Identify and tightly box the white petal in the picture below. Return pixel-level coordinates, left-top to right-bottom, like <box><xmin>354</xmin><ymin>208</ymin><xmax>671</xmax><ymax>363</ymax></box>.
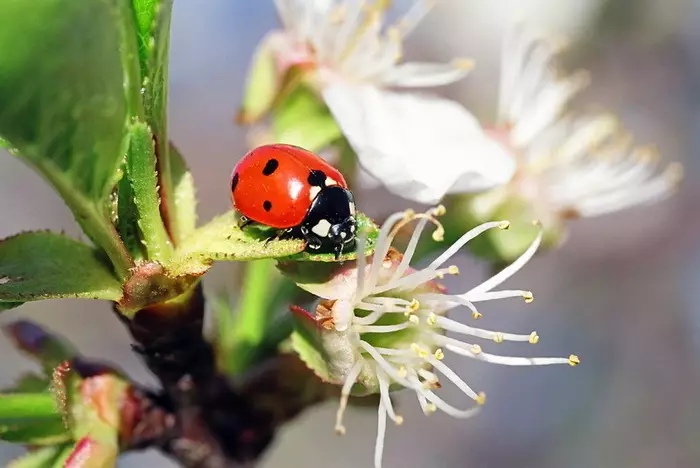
<box><xmin>377</xmin><ymin>61</ymin><xmax>473</xmax><ymax>88</ymax></box>
<box><xmin>323</xmin><ymin>83</ymin><xmax>516</xmax><ymax>204</ymax></box>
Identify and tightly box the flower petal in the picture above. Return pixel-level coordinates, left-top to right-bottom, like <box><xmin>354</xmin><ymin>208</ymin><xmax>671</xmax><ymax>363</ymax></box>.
<box><xmin>377</xmin><ymin>60</ymin><xmax>474</xmax><ymax>88</ymax></box>
<box><xmin>323</xmin><ymin>83</ymin><xmax>516</xmax><ymax>203</ymax></box>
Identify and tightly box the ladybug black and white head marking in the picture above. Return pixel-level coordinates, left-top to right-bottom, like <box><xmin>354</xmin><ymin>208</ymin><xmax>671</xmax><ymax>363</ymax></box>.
<box><xmin>301</xmin><ymin>170</ymin><xmax>356</xmax><ymax>258</ymax></box>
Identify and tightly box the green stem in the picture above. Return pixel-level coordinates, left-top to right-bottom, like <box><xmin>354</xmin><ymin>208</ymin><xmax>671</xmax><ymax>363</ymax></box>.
<box><xmin>0</xmin><ymin>393</ymin><xmax>58</xmax><ymax>420</ymax></box>
<box><xmin>233</xmin><ymin>259</ymin><xmax>276</xmax><ymax>347</ymax></box>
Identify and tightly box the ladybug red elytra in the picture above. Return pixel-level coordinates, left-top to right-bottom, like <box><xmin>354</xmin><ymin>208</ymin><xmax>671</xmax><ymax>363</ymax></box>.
<box><xmin>231</xmin><ymin>144</ymin><xmax>357</xmax><ymax>258</ymax></box>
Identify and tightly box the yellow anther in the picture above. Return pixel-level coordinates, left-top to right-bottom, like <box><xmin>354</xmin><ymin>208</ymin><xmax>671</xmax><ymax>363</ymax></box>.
<box><xmin>432</xmin><ymin>226</ymin><xmax>445</xmax><ymax>242</ymax></box>
<box><xmin>432</xmin><ymin>205</ymin><xmax>446</xmax><ymax>216</ymax></box>
<box><xmin>531</xmin><ymin>219</ymin><xmax>542</xmax><ymax>227</ymax></box>
<box><xmin>452</xmin><ymin>58</ymin><xmax>475</xmax><ymax>70</ymax></box>
<box><xmin>434</xmin><ymin>349</ymin><xmax>444</xmax><ymax>360</ymax></box>
<box><xmin>425</xmin><ymin>403</ymin><xmax>437</xmax><ymax>414</ymax></box>
<box><xmin>408</xmin><ymin>299</ymin><xmax>420</xmax><ymax>312</ymax></box>
<box><xmin>411</xmin><ymin>343</ymin><xmax>429</xmax><ymax>358</ymax></box>
<box><xmin>382</xmin><ymin>260</ymin><xmax>393</xmax><ymax>269</ymax></box>
<box><xmin>447</xmin><ymin>265</ymin><xmax>460</xmax><ymax>275</ymax></box>
<box><xmin>528</xmin><ymin>332</ymin><xmax>540</xmax><ymax>344</ymax></box>
<box><xmin>409</xmin><ymin>315</ymin><xmax>419</xmax><ymax>325</ymax></box>
<box><xmin>426</xmin><ymin>313</ymin><xmax>438</xmax><ymax>326</ymax></box>
<box><xmin>394</xmin><ymin>415</ymin><xmax>404</xmax><ymax>425</ymax></box>
<box><xmin>397</xmin><ymin>366</ymin><xmax>408</xmax><ymax>378</ymax></box>
<box><xmin>498</xmin><ymin>220</ymin><xmax>510</xmax><ymax>230</ymax></box>
<box><xmin>472</xmin><ymin>311</ymin><xmax>483</xmax><ymax>319</ymax></box>
<box><xmin>335</xmin><ymin>425</ymin><xmax>346</xmax><ymax>435</ymax></box>
<box><xmin>568</xmin><ymin>354</ymin><xmax>581</xmax><ymax>366</ymax></box>
<box><xmin>470</xmin><ymin>344</ymin><xmax>482</xmax><ymax>354</ymax></box>
<box><xmin>475</xmin><ymin>392</ymin><xmax>487</xmax><ymax>406</ymax></box>
<box><xmin>435</xmin><ymin>271</ymin><xmax>444</xmax><ymax>279</ymax></box>
<box><xmin>522</xmin><ymin>291</ymin><xmax>534</xmax><ymax>303</ymax></box>
<box><xmin>492</xmin><ymin>333</ymin><xmax>504</xmax><ymax>344</ymax></box>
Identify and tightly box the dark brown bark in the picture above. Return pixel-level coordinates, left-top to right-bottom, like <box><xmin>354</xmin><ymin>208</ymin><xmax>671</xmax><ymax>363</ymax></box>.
<box><xmin>115</xmin><ymin>284</ymin><xmax>331</xmax><ymax>467</ymax></box>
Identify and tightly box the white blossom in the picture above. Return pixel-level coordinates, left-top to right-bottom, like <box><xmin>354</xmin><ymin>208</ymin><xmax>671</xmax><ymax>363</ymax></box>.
<box><xmin>263</xmin><ymin>0</ymin><xmax>516</xmax><ymax>203</ymax></box>
<box><xmin>293</xmin><ymin>207</ymin><xmax>578</xmax><ymax>468</ymax></box>
<box><xmin>475</xmin><ymin>25</ymin><xmax>683</xmax><ymax>220</ymax></box>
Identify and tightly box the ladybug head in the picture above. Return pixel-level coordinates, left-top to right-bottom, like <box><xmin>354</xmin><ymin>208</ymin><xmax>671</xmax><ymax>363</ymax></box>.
<box><xmin>301</xmin><ymin>186</ymin><xmax>357</xmax><ymax>259</ymax></box>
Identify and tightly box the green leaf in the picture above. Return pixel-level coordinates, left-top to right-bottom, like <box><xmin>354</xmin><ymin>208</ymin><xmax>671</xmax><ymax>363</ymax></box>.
<box><xmin>0</xmin><ymin>302</ymin><xmax>24</xmax><ymax>312</ymax></box>
<box><xmin>169</xmin><ymin>211</ymin><xmax>306</xmax><ymax>276</ymax></box>
<box><xmin>0</xmin><ymin>393</ymin><xmax>58</xmax><ymax>421</ymax></box>
<box><xmin>283</xmin><ymin>213</ymin><xmax>379</xmax><ymax>262</ymax></box>
<box><xmin>237</xmin><ymin>35</ymin><xmax>282</xmax><ymax>124</ymax></box>
<box><xmin>0</xmin><ymin>137</ymin><xmax>10</xmax><ymax>148</ymax></box>
<box><xmin>8</xmin><ymin>446</ymin><xmax>68</xmax><ymax>468</ymax></box>
<box><xmin>131</xmin><ymin>0</ymin><xmax>176</xmax><ymax>244</ymax></box>
<box><xmin>233</xmin><ymin>260</ymin><xmax>277</xmax><ymax>345</ymax></box>
<box><xmin>131</xmin><ymin>0</ymin><xmax>159</xmax><ymax>66</ymax></box>
<box><xmin>289</xmin><ymin>307</ymin><xmax>336</xmax><ymax>385</ymax></box>
<box><xmin>222</xmin><ymin>260</ymin><xmax>280</xmax><ymax>374</ymax></box>
<box><xmin>0</xmin><ymin>232</ymin><xmax>122</xmax><ymax>307</ymax></box>
<box><xmin>126</xmin><ymin>121</ymin><xmax>172</xmax><ymax>262</ymax></box>
<box><xmin>168</xmin><ymin>143</ymin><xmax>197</xmax><ymax>243</ymax></box>
<box><xmin>0</xmin><ymin>0</ymin><xmax>136</xmax><ymax>277</ymax></box>
<box><xmin>0</xmin><ymin>417</ymin><xmax>70</xmax><ymax>445</ymax></box>
<box><xmin>272</xmin><ymin>85</ymin><xmax>343</xmax><ymax>152</ymax></box>
<box><xmin>116</xmin><ymin>167</ymin><xmax>145</xmax><ymax>261</ymax></box>
<box><xmin>212</xmin><ymin>294</ymin><xmax>237</xmax><ymax>373</ymax></box>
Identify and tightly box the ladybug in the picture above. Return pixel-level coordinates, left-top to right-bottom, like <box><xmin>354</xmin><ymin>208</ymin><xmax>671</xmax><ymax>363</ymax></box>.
<box><xmin>230</xmin><ymin>144</ymin><xmax>357</xmax><ymax>258</ymax></box>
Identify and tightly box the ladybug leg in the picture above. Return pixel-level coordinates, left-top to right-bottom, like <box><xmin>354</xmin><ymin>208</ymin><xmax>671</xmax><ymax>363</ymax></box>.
<box><xmin>263</xmin><ymin>231</ymin><xmax>281</xmax><ymax>246</ymax></box>
<box><xmin>306</xmin><ymin>236</ymin><xmax>322</xmax><ymax>251</ymax></box>
<box><xmin>237</xmin><ymin>215</ymin><xmax>253</xmax><ymax>229</ymax></box>
<box><xmin>333</xmin><ymin>242</ymin><xmax>343</xmax><ymax>260</ymax></box>
<box><xmin>264</xmin><ymin>228</ymin><xmax>297</xmax><ymax>246</ymax></box>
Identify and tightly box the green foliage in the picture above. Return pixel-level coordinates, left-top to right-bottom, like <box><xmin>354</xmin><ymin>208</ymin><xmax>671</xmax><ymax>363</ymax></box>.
<box><xmin>169</xmin><ymin>211</ymin><xmax>306</xmax><ymax>275</ymax></box>
<box><xmin>168</xmin><ymin>143</ymin><xmax>198</xmax><ymax>243</ymax></box>
<box><xmin>0</xmin><ymin>418</ymin><xmax>69</xmax><ymax>445</ymax></box>
<box><xmin>116</xmin><ymin>170</ymin><xmax>145</xmax><ymax>261</ymax></box>
<box><xmin>273</xmin><ymin>85</ymin><xmax>343</xmax><ymax>152</ymax></box>
<box><xmin>237</xmin><ymin>36</ymin><xmax>282</xmax><ymax>124</ymax></box>
<box><xmin>125</xmin><ymin>121</ymin><xmax>173</xmax><ymax>261</ymax></box>
<box><xmin>0</xmin><ymin>393</ymin><xmax>59</xmax><ymax>420</ymax></box>
<box><xmin>0</xmin><ymin>233</ymin><xmax>122</xmax><ymax>310</ymax></box>
<box><xmin>0</xmin><ymin>0</ymin><xmax>138</xmax><ymax>277</ymax></box>
<box><xmin>130</xmin><ymin>0</ymin><xmax>176</xmax><ymax>241</ymax></box>
<box><xmin>290</xmin><ymin>306</ymin><xmax>336</xmax><ymax>385</ymax></box>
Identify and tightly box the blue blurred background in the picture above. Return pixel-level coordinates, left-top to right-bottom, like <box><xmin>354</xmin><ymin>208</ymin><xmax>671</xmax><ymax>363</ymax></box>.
<box><xmin>1</xmin><ymin>1</ymin><xmax>699</xmax><ymax>466</ymax></box>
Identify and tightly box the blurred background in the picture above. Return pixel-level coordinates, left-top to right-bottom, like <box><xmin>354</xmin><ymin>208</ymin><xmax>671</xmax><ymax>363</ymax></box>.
<box><xmin>1</xmin><ymin>0</ymin><xmax>699</xmax><ymax>466</ymax></box>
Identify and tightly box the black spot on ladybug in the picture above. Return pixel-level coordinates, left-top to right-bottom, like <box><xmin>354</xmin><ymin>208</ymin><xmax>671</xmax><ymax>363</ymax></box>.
<box><xmin>263</xmin><ymin>200</ymin><xmax>272</xmax><ymax>212</ymax></box>
<box><xmin>262</xmin><ymin>159</ymin><xmax>279</xmax><ymax>176</ymax></box>
<box><xmin>231</xmin><ymin>172</ymin><xmax>239</xmax><ymax>192</ymax></box>
<box><xmin>307</xmin><ymin>170</ymin><xmax>327</xmax><ymax>187</ymax></box>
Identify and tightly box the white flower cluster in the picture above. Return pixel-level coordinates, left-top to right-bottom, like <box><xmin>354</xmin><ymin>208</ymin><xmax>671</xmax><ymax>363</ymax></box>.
<box><xmin>258</xmin><ymin>0</ymin><xmax>680</xmax><ymax>214</ymax></box>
